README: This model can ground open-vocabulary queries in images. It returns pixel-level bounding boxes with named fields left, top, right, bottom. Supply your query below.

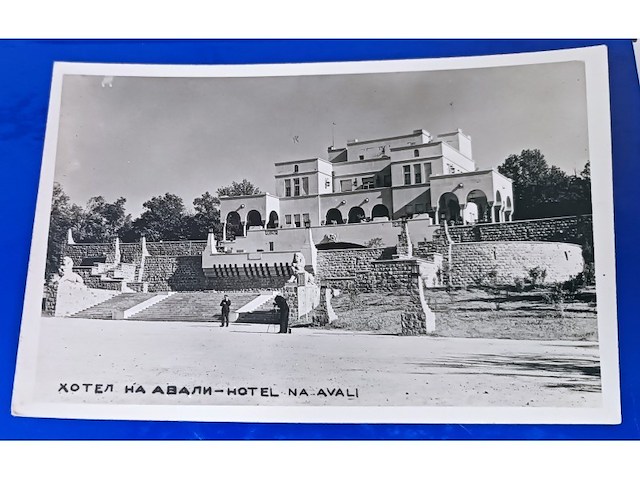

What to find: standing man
left=273, top=295, right=290, bottom=334
left=220, top=294, right=231, bottom=327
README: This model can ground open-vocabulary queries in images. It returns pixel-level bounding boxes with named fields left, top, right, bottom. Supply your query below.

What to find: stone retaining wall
left=432, top=215, right=592, bottom=247
left=315, top=247, right=396, bottom=285
left=142, top=255, right=287, bottom=292
left=450, top=241, right=584, bottom=286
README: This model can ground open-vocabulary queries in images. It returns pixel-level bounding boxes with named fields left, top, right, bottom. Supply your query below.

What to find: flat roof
left=346, top=130, right=426, bottom=147
left=274, top=157, right=331, bottom=167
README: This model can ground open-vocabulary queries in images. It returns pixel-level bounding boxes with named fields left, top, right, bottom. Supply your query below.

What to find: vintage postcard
left=12, top=46, right=620, bottom=424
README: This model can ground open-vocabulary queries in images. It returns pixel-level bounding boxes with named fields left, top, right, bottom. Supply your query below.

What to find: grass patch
left=326, top=287, right=597, bottom=341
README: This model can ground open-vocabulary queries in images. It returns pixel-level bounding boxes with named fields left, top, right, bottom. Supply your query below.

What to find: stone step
left=129, top=292, right=263, bottom=321
left=235, top=310, right=280, bottom=325
left=71, top=293, right=157, bottom=319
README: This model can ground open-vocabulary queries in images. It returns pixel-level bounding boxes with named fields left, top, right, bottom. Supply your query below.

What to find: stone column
left=488, top=202, right=495, bottom=223
left=222, top=222, right=227, bottom=241
left=396, top=219, right=413, bottom=257
left=459, top=203, right=467, bottom=225
left=206, top=229, right=218, bottom=254
left=400, top=268, right=436, bottom=335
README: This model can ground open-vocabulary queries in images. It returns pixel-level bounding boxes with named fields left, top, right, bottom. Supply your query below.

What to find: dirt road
left=32, top=317, right=601, bottom=408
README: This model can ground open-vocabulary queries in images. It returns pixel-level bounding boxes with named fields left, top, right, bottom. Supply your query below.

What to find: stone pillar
left=206, top=229, right=218, bottom=254
left=222, top=222, right=227, bottom=241
left=400, top=270, right=436, bottom=335
left=488, top=202, right=495, bottom=223
left=459, top=203, right=467, bottom=225
left=67, top=228, right=75, bottom=245
left=283, top=283, right=299, bottom=325
left=113, top=237, right=121, bottom=264
left=396, top=219, right=413, bottom=257
left=140, top=235, right=150, bottom=257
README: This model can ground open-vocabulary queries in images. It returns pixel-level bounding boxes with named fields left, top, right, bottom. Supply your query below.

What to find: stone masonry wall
left=65, top=241, right=208, bottom=266
left=142, top=255, right=287, bottom=292
left=315, top=247, right=396, bottom=286
left=431, top=215, right=592, bottom=248
left=367, top=259, right=416, bottom=293
left=450, top=241, right=584, bottom=286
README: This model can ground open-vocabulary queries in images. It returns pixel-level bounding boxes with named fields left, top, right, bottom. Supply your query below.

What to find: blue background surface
left=0, top=39, right=638, bottom=440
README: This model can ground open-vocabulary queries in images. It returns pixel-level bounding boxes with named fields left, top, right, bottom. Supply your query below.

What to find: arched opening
left=226, top=211, right=243, bottom=237
left=371, top=204, right=390, bottom=221
left=348, top=206, right=366, bottom=223
left=466, top=189, right=489, bottom=224
left=266, top=210, right=279, bottom=229
left=494, top=190, right=503, bottom=223
left=505, top=197, right=513, bottom=222
left=246, top=210, right=263, bottom=228
left=438, top=192, right=461, bottom=225
left=413, top=149, right=420, bottom=158
left=325, top=208, right=344, bottom=225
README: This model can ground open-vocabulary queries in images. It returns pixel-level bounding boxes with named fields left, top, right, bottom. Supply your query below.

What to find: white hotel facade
left=217, top=128, right=514, bottom=253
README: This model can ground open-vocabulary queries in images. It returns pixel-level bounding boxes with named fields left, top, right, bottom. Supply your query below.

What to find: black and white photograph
left=11, top=46, right=620, bottom=424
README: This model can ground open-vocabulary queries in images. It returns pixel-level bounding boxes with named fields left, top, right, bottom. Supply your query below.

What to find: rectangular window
left=362, top=176, right=374, bottom=189
left=403, top=165, right=411, bottom=185
left=293, top=178, right=300, bottom=196
left=285, top=214, right=292, bottom=225
left=303, top=213, right=310, bottom=226
left=424, top=163, right=432, bottom=182
left=294, top=214, right=301, bottom=228
left=269, top=242, right=274, bottom=252
left=359, top=154, right=364, bottom=160
left=340, top=179, right=353, bottom=192
left=302, top=177, right=309, bottom=195
left=414, top=164, right=422, bottom=184
left=383, top=174, right=391, bottom=187
left=284, top=179, right=291, bottom=197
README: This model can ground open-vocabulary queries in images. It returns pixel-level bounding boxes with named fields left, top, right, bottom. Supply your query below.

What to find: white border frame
left=12, top=45, right=621, bottom=424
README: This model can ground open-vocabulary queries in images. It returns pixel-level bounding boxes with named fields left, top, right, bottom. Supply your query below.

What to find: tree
left=46, top=183, right=83, bottom=278
left=216, top=179, right=261, bottom=197
left=182, top=191, right=222, bottom=240
left=131, top=193, right=188, bottom=241
left=498, top=149, right=591, bottom=219
left=76, top=196, right=129, bottom=243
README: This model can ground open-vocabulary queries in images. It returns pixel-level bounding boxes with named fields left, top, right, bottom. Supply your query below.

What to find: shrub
left=582, top=262, right=596, bottom=285
left=526, top=267, right=547, bottom=287
left=542, top=283, right=567, bottom=317
left=364, top=237, right=384, bottom=248
left=513, top=277, right=525, bottom=292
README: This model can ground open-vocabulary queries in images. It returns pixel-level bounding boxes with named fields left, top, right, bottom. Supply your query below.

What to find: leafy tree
left=76, top=196, right=130, bottom=243
left=498, top=149, right=591, bottom=219
left=46, top=183, right=83, bottom=278
left=130, top=193, right=188, bottom=241
left=217, top=179, right=261, bottom=197
left=182, top=191, right=222, bottom=240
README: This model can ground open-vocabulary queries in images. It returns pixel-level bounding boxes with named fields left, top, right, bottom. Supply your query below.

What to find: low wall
left=450, top=241, right=584, bottom=286
left=65, top=240, right=207, bottom=266
left=432, top=215, right=592, bottom=247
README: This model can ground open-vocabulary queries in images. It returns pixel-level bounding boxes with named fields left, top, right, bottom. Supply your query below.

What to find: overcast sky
left=54, top=61, right=588, bottom=217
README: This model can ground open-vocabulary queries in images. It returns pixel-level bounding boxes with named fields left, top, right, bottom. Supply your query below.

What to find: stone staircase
left=235, top=292, right=280, bottom=325
left=128, top=292, right=261, bottom=322
left=71, top=293, right=157, bottom=319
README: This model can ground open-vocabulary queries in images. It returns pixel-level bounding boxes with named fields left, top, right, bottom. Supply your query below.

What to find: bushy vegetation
left=47, top=180, right=259, bottom=279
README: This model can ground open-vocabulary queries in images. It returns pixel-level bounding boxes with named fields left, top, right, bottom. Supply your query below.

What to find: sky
left=54, top=61, right=588, bottom=217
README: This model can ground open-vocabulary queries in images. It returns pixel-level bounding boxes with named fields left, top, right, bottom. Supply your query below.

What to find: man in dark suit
left=220, top=295, right=231, bottom=327
left=273, top=295, right=290, bottom=334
